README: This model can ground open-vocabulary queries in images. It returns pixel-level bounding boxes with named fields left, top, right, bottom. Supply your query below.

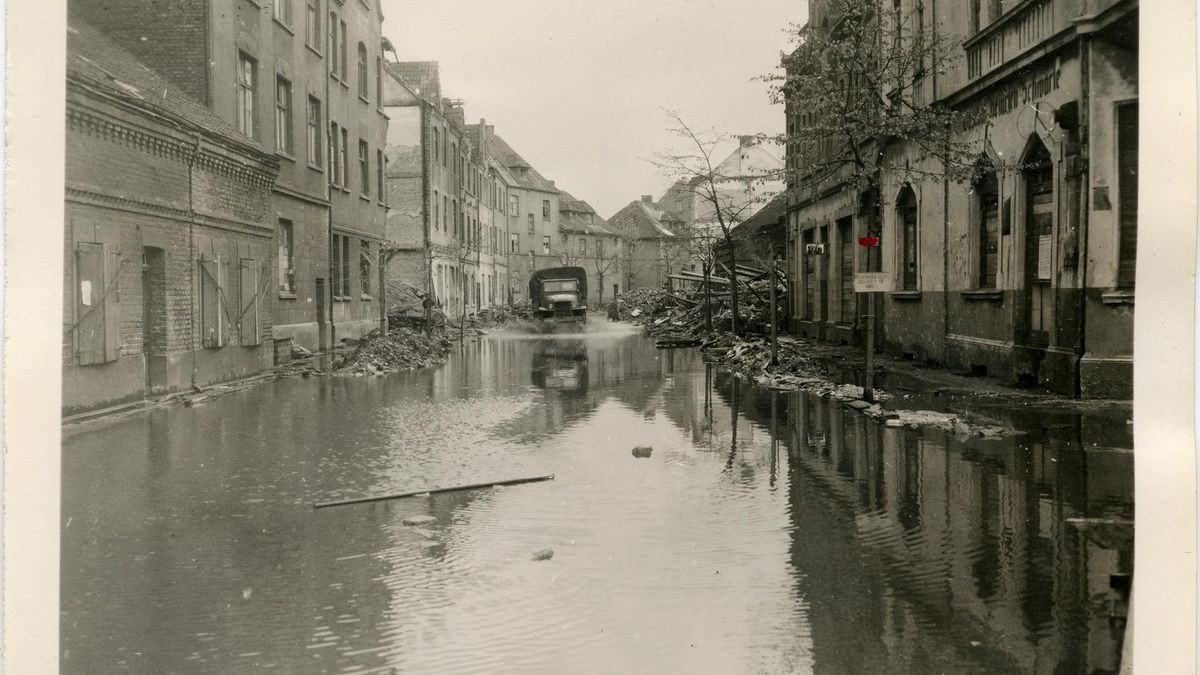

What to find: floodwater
left=62, top=322, right=1133, bottom=674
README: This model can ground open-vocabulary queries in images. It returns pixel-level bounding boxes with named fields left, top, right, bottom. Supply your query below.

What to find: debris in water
left=402, top=515, right=437, bottom=526
left=532, top=548, right=554, bottom=561
left=632, top=446, right=653, bottom=458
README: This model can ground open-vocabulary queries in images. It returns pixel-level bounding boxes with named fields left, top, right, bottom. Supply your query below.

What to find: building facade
left=558, top=193, right=627, bottom=306
left=607, top=197, right=689, bottom=291
left=787, top=0, right=1137, bottom=399
left=64, top=20, right=280, bottom=415
left=383, top=65, right=511, bottom=317
left=72, top=0, right=390, bottom=352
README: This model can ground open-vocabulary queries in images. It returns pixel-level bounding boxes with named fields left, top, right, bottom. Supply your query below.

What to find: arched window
left=974, top=157, right=999, bottom=288
left=357, top=42, right=368, bottom=98
left=896, top=186, right=918, bottom=290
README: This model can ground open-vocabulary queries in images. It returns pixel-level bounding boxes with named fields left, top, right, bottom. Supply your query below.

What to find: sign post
left=855, top=239, right=889, bottom=402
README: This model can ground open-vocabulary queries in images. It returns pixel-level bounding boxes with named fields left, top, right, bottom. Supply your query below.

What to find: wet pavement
left=62, top=322, right=1133, bottom=674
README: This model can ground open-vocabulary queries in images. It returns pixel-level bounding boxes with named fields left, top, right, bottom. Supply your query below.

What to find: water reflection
left=62, top=330, right=1132, bottom=673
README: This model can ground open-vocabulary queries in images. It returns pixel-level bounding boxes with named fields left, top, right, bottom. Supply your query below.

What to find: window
left=306, top=0, right=321, bottom=48
left=509, top=194, right=518, bottom=216
left=432, top=127, right=439, bottom=164
left=275, top=76, right=293, bottom=154
left=339, top=20, right=348, bottom=80
left=975, top=162, right=999, bottom=288
left=970, top=0, right=981, bottom=33
left=451, top=199, right=458, bottom=236
left=357, top=42, right=368, bottom=99
left=1117, top=101, right=1138, bottom=288
left=332, top=235, right=351, bottom=298
left=340, top=127, right=349, bottom=188
left=897, top=187, right=918, bottom=290
left=236, top=52, right=256, bottom=138
left=376, top=149, right=384, bottom=200
left=359, top=139, right=369, bottom=195
left=328, top=11, right=338, bottom=76
left=359, top=240, right=372, bottom=297
left=510, top=233, right=519, bottom=253
left=527, top=213, right=534, bottom=234
left=328, top=121, right=339, bottom=183
left=433, top=191, right=440, bottom=230
left=376, top=56, right=383, bottom=107
left=278, top=219, right=295, bottom=294
left=274, top=0, right=292, bottom=25
left=443, top=195, right=448, bottom=230
left=306, top=96, right=321, bottom=166
left=577, top=239, right=586, bottom=255
left=542, top=235, right=551, bottom=255
left=542, top=199, right=550, bottom=220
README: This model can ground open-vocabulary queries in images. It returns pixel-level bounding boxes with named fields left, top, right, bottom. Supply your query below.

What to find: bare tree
left=650, top=110, right=775, bottom=335
left=769, top=0, right=985, bottom=200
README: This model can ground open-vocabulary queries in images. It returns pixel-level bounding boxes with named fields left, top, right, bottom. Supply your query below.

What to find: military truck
left=529, top=266, right=588, bottom=324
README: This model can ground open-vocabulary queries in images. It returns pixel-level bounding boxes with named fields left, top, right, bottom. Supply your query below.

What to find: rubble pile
left=334, top=327, right=452, bottom=376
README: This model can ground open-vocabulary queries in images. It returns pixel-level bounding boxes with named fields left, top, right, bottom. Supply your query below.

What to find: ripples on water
left=62, top=325, right=1132, bottom=673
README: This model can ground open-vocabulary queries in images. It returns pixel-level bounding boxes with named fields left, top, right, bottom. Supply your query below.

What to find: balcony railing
left=965, top=0, right=1079, bottom=80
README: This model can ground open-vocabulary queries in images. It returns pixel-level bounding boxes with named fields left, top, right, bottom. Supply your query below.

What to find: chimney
left=738, top=135, right=757, bottom=148
left=641, top=195, right=653, bottom=203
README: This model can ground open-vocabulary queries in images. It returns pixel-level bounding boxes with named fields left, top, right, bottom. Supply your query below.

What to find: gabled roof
left=608, top=199, right=683, bottom=239
left=472, top=128, right=557, bottom=193
left=67, top=20, right=268, bottom=156
left=730, top=193, right=789, bottom=242
left=387, top=61, right=441, bottom=103
left=558, top=191, right=614, bottom=235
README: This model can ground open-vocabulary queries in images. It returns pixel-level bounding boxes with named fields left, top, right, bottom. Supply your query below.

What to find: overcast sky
left=379, top=0, right=809, bottom=218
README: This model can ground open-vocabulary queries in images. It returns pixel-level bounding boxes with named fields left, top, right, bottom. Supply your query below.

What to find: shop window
left=73, top=241, right=122, bottom=364
left=1117, top=101, right=1138, bottom=288
left=897, top=187, right=918, bottom=290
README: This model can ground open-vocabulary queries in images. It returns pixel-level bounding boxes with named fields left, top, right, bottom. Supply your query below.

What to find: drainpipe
left=421, top=101, right=432, bottom=325
left=1075, top=33, right=1092, bottom=397
left=325, top=53, right=336, bottom=362
left=187, top=132, right=202, bottom=390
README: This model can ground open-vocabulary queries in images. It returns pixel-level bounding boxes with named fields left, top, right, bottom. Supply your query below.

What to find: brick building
left=786, top=0, right=1138, bottom=399
left=383, top=63, right=511, bottom=316
left=64, top=21, right=279, bottom=415
left=72, top=0, right=391, bottom=352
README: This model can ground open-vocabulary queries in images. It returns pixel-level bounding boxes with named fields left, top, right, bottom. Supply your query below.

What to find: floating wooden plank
left=313, top=474, right=555, bottom=509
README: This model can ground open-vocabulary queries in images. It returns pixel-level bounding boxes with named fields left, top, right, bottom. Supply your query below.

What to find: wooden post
left=769, top=255, right=779, bottom=365
left=865, top=289, right=875, bottom=403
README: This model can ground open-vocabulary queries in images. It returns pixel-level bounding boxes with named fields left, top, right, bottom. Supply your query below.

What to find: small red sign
left=858, top=236, right=880, bottom=248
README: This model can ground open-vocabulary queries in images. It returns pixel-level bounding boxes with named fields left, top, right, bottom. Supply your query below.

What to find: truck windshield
left=543, top=279, right=578, bottom=293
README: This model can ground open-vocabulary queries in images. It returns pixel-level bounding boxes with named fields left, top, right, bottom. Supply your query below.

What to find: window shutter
left=239, top=258, right=262, bottom=345
left=74, top=242, right=107, bottom=365
left=103, top=246, right=122, bottom=361
left=200, top=255, right=224, bottom=348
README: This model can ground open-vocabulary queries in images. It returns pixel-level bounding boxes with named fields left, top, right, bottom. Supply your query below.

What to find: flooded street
left=62, top=324, right=1133, bottom=674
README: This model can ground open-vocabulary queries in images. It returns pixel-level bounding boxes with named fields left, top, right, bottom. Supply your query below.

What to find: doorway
left=141, top=247, right=168, bottom=395
left=1023, top=139, right=1053, bottom=343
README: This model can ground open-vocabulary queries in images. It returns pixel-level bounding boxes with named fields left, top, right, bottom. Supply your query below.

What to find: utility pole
left=856, top=234, right=883, bottom=403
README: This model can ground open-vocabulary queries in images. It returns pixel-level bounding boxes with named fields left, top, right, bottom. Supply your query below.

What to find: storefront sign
left=854, top=273, right=893, bottom=293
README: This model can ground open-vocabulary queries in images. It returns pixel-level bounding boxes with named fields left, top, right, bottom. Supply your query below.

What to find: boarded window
left=200, top=254, right=226, bottom=349
left=74, top=241, right=121, bottom=365
left=1117, top=101, right=1138, bottom=288
left=239, top=258, right=262, bottom=346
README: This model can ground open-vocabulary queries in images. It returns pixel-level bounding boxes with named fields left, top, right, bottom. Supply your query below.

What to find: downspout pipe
left=326, top=49, right=336, bottom=358
left=187, top=132, right=202, bottom=390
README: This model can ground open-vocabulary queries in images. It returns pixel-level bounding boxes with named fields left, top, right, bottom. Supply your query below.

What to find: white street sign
left=854, top=272, right=893, bottom=293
